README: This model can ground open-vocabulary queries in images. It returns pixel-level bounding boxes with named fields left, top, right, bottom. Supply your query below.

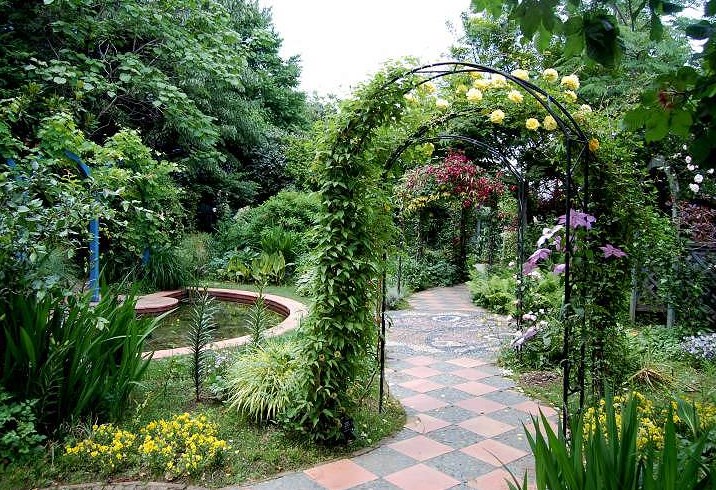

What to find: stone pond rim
left=135, top=288, right=309, bottom=359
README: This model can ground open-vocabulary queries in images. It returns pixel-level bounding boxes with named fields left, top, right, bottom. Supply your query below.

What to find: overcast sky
left=257, top=0, right=469, bottom=96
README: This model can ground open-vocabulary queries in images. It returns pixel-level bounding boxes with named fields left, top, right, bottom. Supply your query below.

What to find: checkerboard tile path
left=234, top=285, right=556, bottom=490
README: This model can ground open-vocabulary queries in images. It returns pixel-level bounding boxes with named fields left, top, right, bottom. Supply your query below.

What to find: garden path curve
left=232, top=284, right=555, bottom=490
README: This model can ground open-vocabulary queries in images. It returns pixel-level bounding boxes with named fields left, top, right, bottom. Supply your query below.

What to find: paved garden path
left=234, top=284, right=556, bottom=490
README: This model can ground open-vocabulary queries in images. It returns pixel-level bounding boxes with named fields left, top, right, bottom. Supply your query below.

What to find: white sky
left=257, top=0, right=469, bottom=96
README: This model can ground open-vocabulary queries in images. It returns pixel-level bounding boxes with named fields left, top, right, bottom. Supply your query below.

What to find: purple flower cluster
left=683, top=333, right=716, bottom=361
left=522, top=209, right=627, bottom=275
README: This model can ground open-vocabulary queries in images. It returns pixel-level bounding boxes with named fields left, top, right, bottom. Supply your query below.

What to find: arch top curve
left=384, top=61, right=589, bottom=146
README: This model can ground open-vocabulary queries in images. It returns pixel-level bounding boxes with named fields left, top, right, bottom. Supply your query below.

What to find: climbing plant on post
left=288, top=66, right=418, bottom=442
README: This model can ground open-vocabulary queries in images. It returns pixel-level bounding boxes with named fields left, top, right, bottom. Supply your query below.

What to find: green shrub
left=403, top=249, right=458, bottom=291
left=226, top=338, right=300, bottom=423
left=0, top=389, right=45, bottom=467
left=143, top=245, right=190, bottom=291
left=468, top=267, right=516, bottom=314
left=0, top=289, right=156, bottom=434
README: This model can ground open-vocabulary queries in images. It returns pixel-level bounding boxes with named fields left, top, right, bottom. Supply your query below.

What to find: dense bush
left=0, top=289, right=156, bottom=434
left=468, top=266, right=516, bottom=314
left=402, top=249, right=459, bottom=291
left=211, top=190, right=320, bottom=280
left=0, top=389, right=45, bottom=467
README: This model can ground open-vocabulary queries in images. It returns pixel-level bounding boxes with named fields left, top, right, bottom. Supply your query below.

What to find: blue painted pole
left=65, top=151, right=100, bottom=302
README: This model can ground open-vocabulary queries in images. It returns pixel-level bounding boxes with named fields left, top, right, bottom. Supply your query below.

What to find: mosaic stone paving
left=229, top=285, right=557, bottom=490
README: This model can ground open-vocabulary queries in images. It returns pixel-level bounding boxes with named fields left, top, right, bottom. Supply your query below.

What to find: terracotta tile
left=452, top=368, right=492, bottom=380
left=402, top=366, right=442, bottom=378
left=459, top=416, right=515, bottom=437
left=513, top=400, right=558, bottom=417
left=454, top=381, right=499, bottom=396
left=405, top=355, right=437, bottom=366
left=399, top=379, right=444, bottom=393
left=388, top=435, right=454, bottom=461
left=404, top=414, right=451, bottom=434
left=461, top=439, right=528, bottom=466
left=401, top=394, right=449, bottom=412
left=446, top=357, right=487, bottom=368
left=304, top=459, right=377, bottom=490
left=455, top=397, right=506, bottom=415
left=467, top=468, right=523, bottom=490
left=385, top=463, right=460, bottom=490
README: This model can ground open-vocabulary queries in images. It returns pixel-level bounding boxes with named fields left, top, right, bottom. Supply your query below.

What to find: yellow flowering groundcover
left=65, top=413, right=229, bottom=478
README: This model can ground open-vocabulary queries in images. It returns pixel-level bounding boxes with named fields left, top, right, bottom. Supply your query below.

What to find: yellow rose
left=525, top=118, right=540, bottom=130
left=542, top=68, right=559, bottom=83
left=472, top=79, right=489, bottom=90
left=589, top=138, right=600, bottom=152
left=489, top=109, right=505, bottom=124
left=507, top=90, right=524, bottom=104
left=403, top=92, right=416, bottom=103
left=561, top=74, right=580, bottom=91
left=564, top=90, right=578, bottom=103
left=543, top=115, right=558, bottom=131
left=469, top=71, right=484, bottom=79
left=455, top=83, right=468, bottom=94
left=490, top=74, right=507, bottom=88
left=466, top=87, right=483, bottom=102
left=511, top=69, right=529, bottom=81
left=435, top=98, right=449, bottom=109
left=423, top=81, right=437, bottom=93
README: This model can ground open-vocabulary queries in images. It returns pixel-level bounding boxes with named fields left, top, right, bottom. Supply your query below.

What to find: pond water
left=146, top=300, right=282, bottom=351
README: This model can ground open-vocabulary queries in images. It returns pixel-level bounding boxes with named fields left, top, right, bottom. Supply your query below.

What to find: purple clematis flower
left=600, top=244, right=627, bottom=258
left=558, top=209, right=597, bottom=230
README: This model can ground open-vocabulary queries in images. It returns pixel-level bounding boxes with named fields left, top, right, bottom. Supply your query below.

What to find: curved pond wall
left=135, top=288, right=308, bottom=359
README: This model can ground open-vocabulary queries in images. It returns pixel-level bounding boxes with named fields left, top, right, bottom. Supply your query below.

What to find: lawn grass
left=1, top=345, right=405, bottom=490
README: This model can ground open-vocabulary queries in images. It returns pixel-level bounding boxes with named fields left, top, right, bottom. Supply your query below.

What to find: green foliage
left=403, top=250, right=459, bottom=292
left=468, top=266, right=517, bottom=314
left=0, top=289, right=156, bottom=434
left=186, top=289, right=218, bottom=402
left=227, top=338, right=301, bottom=423
left=0, top=389, right=45, bottom=467
left=510, top=394, right=715, bottom=490
left=142, top=246, right=191, bottom=291
left=1, top=0, right=308, bottom=226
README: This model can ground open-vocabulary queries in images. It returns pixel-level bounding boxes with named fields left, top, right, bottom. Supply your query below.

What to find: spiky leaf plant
left=187, top=289, right=217, bottom=402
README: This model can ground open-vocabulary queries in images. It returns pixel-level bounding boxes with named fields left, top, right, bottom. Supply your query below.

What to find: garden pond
left=145, top=299, right=282, bottom=350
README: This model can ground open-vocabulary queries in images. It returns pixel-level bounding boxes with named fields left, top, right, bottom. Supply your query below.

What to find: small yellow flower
left=403, top=92, right=416, bottom=103
left=542, top=68, right=559, bottom=83
left=543, top=115, right=558, bottom=131
left=422, top=142, right=434, bottom=156
left=422, top=81, right=437, bottom=93
left=507, top=90, right=524, bottom=104
left=466, top=87, right=483, bottom=102
left=511, top=69, right=529, bottom=81
left=469, top=71, right=483, bottom=79
left=489, top=109, right=505, bottom=124
left=525, top=118, right=540, bottom=130
left=435, top=98, right=449, bottom=109
left=589, top=138, right=600, bottom=152
left=579, top=104, right=592, bottom=113
left=472, top=78, right=489, bottom=90
left=564, top=90, right=578, bottom=103
left=561, top=74, right=580, bottom=91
